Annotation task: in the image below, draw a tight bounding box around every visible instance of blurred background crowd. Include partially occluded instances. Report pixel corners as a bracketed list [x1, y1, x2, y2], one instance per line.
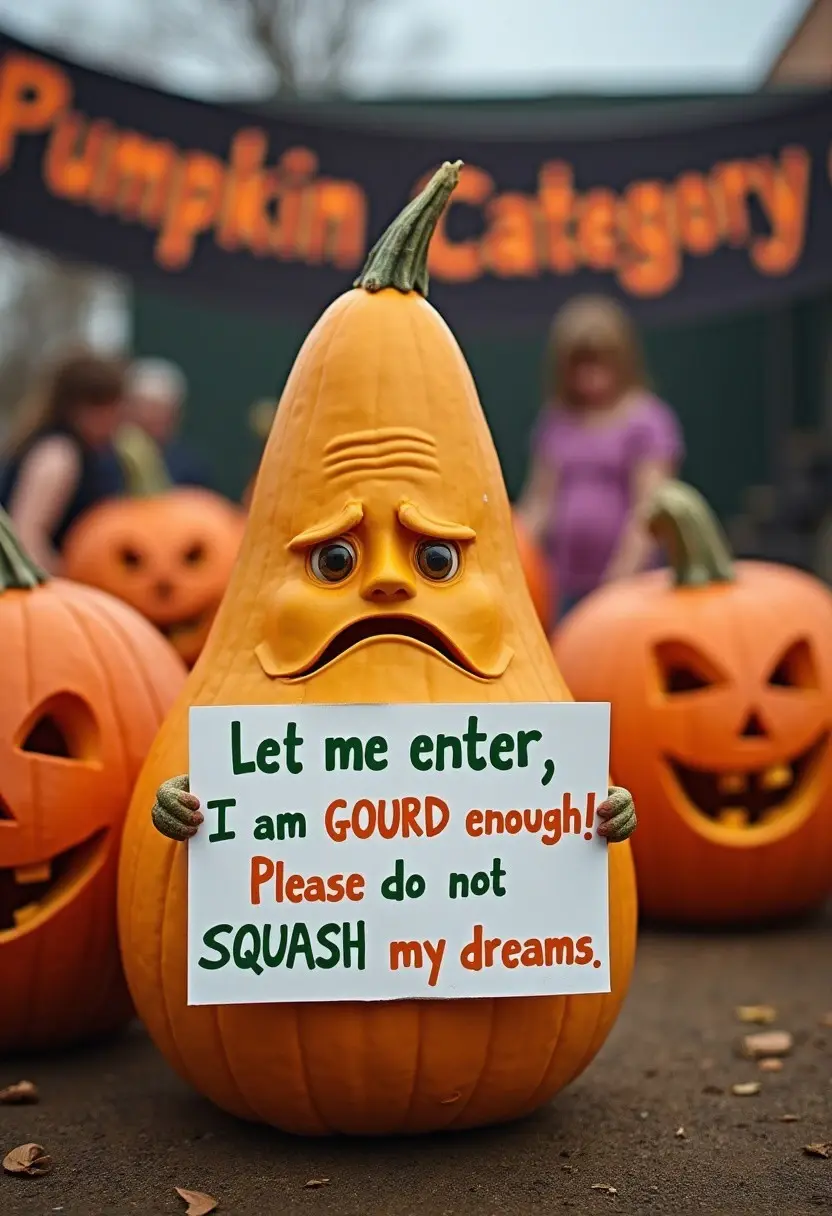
[0, 0, 831, 623]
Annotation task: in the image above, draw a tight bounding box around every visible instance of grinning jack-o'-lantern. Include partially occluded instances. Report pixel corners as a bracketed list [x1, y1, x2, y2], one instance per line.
[0, 508, 186, 1051]
[554, 479, 832, 926]
[118, 161, 637, 1137]
[63, 488, 245, 667]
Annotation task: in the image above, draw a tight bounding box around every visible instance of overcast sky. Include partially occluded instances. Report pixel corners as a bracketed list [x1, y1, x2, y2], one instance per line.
[0, 0, 812, 99]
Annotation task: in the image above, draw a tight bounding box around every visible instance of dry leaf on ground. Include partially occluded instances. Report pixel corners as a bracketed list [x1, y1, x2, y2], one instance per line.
[0, 1081, 39, 1105]
[2, 1143, 52, 1176]
[590, 1183, 618, 1195]
[304, 1179, 330, 1189]
[803, 1143, 832, 1159]
[781, 1114, 802, 1122]
[174, 1187, 218, 1215]
[675, 1127, 686, 1138]
[736, 1005, 777, 1024]
[758, 1057, 784, 1072]
[731, 1081, 761, 1096]
[741, 1031, 793, 1059]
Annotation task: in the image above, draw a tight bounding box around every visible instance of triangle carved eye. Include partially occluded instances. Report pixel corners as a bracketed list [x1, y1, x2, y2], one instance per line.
[655, 641, 722, 695]
[0, 794, 14, 822]
[16, 693, 100, 762]
[767, 639, 817, 689]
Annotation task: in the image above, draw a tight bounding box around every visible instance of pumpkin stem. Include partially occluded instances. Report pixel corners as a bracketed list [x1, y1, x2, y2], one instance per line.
[0, 507, 49, 591]
[114, 424, 173, 497]
[354, 160, 463, 297]
[647, 479, 735, 587]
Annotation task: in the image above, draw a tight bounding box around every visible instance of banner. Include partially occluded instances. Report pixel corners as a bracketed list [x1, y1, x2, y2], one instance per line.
[187, 702, 611, 1005]
[1, 31, 831, 331]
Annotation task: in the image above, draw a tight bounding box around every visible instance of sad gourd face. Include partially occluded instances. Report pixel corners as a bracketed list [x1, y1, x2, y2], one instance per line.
[256, 434, 512, 683]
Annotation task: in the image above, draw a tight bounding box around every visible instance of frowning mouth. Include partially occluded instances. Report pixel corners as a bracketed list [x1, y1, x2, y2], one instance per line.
[0, 828, 108, 936]
[290, 615, 478, 678]
[667, 733, 828, 828]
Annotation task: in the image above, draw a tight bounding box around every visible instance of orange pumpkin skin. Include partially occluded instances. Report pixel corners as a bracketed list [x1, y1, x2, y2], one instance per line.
[62, 488, 246, 667]
[118, 165, 636, 1136]
[0, 529, 186, 1052]
[512, 513, 554, 630]
[553, 485, 832, 927]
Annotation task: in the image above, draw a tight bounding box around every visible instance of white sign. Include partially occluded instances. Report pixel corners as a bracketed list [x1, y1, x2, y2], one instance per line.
[187, 702, 611, 1006]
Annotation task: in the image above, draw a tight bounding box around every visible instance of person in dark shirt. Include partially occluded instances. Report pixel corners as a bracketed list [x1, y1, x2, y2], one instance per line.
[0, 351, 126, 572]
[120, 358, 215, 490]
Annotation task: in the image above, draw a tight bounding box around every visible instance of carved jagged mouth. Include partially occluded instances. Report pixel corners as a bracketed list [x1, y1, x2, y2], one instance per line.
[157, 611, 209, 641]
[295, 615, 475, 678]
[667, 734, 828, 828]
[0, 828, 108, 935]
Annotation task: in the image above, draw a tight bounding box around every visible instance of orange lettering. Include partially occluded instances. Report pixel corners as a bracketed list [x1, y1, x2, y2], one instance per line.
[748, 147, 811, 275]
[674, 171, 720, 256]
[156, 150, 225, 270]
[483, 192, 538, 277]
[538, 161, 578, 274]
[576, 187, 618, 271]
[44, 112, 112, 201]
[428, 162, 491, 282]
[0, 53, 70, 170]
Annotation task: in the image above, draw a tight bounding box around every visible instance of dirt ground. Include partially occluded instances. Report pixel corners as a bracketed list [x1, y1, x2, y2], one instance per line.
[2, 908, 831, 1216]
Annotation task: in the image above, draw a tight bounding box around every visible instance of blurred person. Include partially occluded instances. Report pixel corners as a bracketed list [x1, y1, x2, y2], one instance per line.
[119, 357, 214, 490]
[518, 295, 684, 618]
[0, 351, 126, 572]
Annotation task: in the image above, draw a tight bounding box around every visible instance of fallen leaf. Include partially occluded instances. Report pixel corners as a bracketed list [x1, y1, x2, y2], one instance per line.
[741, 1031, 793, 1059]
[758, 1057, 784, 1073]
[818, 1012, 832, 1028]
[304, 1179, 330, 1189]
[731, 1082, 761, 1096]
[674, 1126, 686, 1138]
[804, 1143, 832, 1159]
[174, 1187, 218, 1215]
[0, 1080, 39, 1105]
[590, 1183, 618, 1195]
[781, 1114, 802, 1122]
[2, 1143, 52, 1176]
[736, 1004, 777, 1024]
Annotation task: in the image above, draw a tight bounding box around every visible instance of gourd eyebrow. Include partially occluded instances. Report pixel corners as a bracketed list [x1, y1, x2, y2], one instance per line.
[288, 501, 364, 550]
[398, 501, 475, 542]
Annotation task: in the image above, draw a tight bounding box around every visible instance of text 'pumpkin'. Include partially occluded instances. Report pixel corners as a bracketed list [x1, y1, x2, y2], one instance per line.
[554, 480, 832, 926]
[118, 161, 636, 1135]
[0, 508, 186, 1052]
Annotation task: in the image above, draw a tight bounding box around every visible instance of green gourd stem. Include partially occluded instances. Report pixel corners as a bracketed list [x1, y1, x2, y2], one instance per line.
[647, 479, 735, 587]
[114, 424, 173, 497]
[0, 507, 48, 591]
[354, 159, 463, 297]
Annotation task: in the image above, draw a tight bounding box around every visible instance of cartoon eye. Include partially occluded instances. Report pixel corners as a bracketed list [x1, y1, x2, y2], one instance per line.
[415, 540, 460, 582]
[310, 538, 357, 584]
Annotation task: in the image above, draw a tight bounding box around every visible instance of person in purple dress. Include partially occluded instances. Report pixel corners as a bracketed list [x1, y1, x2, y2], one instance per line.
[518, 295, 685, 619]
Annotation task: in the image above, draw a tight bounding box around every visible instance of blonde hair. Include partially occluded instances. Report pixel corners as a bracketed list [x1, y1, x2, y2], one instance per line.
[545, 294, 647, 408]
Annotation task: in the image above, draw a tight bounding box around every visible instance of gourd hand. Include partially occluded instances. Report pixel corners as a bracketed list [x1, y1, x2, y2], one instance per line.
[597, 786, 636, 843]
[151, 774, 203, 842]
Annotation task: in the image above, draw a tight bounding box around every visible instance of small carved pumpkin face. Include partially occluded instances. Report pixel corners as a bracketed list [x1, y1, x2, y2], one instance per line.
[256, 453, 513, 682]
[649, 623, 830, 843]
[63, 489, 245, 666]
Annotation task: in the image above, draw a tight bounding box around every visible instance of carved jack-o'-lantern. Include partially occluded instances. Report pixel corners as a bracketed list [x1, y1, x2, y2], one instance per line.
[0, 509, 186, 1051]
[554, 480, 832, 926]
[63, 488, 245, 667]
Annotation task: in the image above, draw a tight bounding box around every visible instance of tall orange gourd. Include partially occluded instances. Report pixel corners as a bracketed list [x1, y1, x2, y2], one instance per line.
[118, 162, 636, 1135]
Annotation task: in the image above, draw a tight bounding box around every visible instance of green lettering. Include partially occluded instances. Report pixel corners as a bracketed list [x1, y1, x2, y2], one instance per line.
[315, 922, 343, 969]
[230, 719, 256, 774]
[436, 732, 462, 771]
[489, 732, 515, 770]
[518, 728, 542, 767]
[233, 925, 263, 975]
[342, 919, 366, 969]
[463, 714, 488, 770]
[198, 924, 232, 969]
[284, 721, 304, 773]
[410, 735, 433, 771]
[365, 735, 388, 771]
[287, 922, 316, 969]
[253, 814, 275, 841]
[262, 923, 288, 967]
[275, 811, 306, 840]
[325, 736, 364, 771]
[207, 798, 236, 842]
[257, 736, 280, 773]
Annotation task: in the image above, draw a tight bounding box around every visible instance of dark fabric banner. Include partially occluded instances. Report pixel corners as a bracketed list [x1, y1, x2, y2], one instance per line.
[1, 31, 831, 332]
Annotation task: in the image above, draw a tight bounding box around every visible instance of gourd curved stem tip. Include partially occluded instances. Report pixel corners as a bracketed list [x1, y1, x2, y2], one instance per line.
[354, 159, 464, 298]
[0, 507, 49, 592]
[647, 479, 735, 587]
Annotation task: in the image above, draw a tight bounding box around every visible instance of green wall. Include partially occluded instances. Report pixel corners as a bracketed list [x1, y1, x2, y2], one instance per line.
[132, 289, 830, 520]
